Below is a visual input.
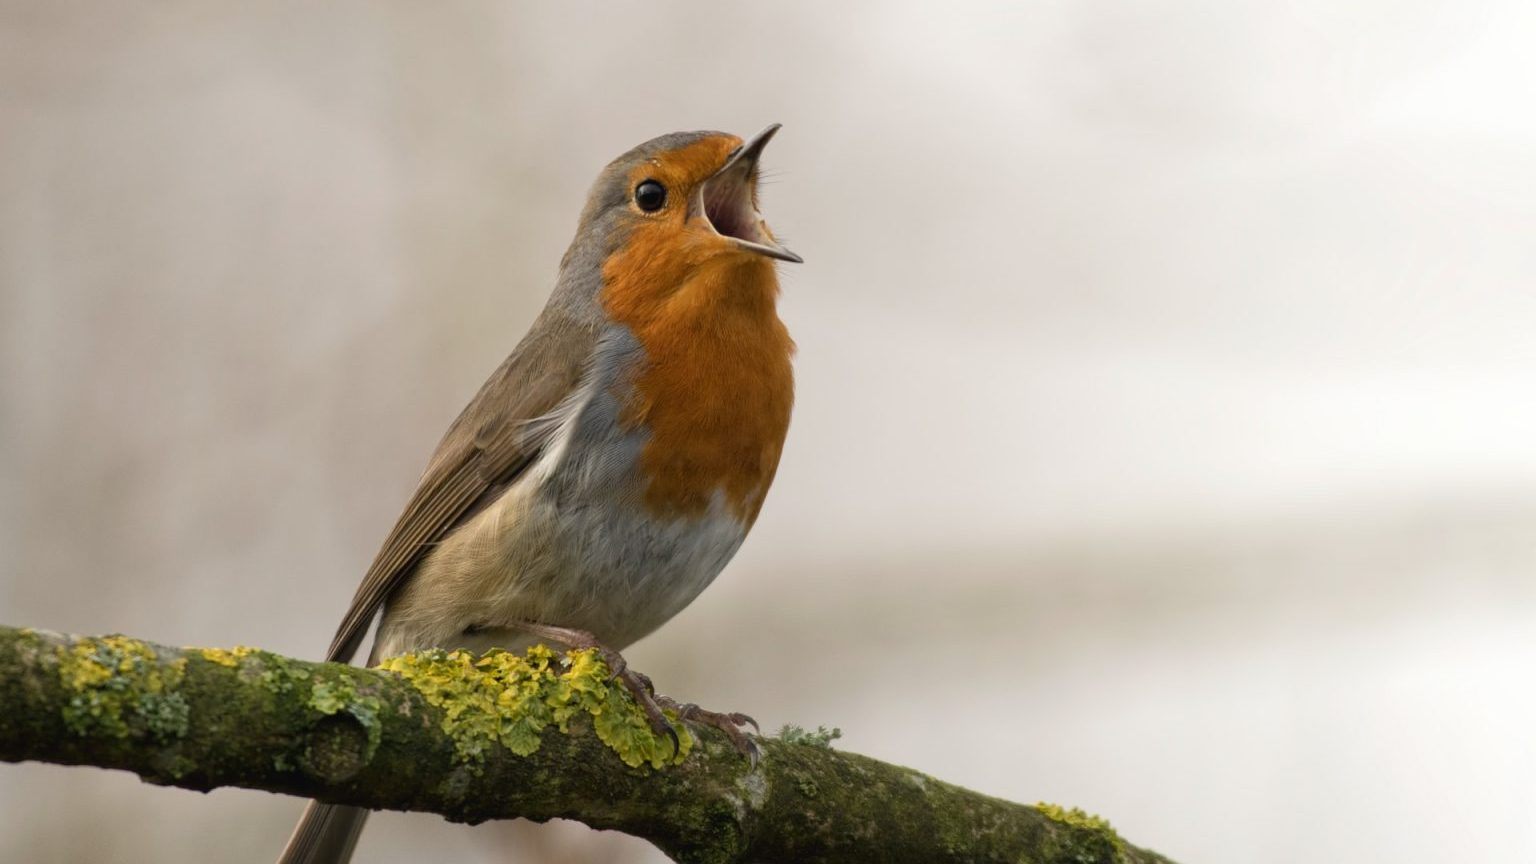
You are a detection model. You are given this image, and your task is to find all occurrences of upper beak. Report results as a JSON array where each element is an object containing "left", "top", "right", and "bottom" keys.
[{"left": 698, "top": 123, "right": 803, "bottom": 264}]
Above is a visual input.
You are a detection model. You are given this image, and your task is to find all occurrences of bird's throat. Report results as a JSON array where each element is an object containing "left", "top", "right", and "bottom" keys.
[{"left": 600, "top": 243, "right": 794, "bottom": 525}]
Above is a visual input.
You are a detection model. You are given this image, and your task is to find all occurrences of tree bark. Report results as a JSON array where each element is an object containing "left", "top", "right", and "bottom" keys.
[{"left": 0, "top": 624, "right": 1174, "bottom": 864}]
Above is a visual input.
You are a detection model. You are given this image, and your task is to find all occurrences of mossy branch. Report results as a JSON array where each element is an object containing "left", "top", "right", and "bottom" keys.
[{"left": 0, "top": 624, "right": 1175, "bottom": 864}]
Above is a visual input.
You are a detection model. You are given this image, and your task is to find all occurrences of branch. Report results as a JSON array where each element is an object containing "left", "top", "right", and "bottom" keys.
[{"left": 0, "top": 624, "right": 1174, "bottom": 864}]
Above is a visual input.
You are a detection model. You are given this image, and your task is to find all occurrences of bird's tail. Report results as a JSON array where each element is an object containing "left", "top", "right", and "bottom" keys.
[{"left": 276, "top": 801, "right": 369, "bottom": 864}]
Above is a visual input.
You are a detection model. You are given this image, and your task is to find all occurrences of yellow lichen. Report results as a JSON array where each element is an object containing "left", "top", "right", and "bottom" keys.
[
  {"left": 64, "top": 641, "right": 116, "bottom": 689},
  {"left": 57, "top": 635, "right": 190, "bottom": 740},
  {"left": 1036, "top": 802, "right": 1126, "bottom": 863},
  {"left": 378, "top": 646, "right": 690, "bottom": 770},
  {"left": 1037, "top": 802, "right": 1114, "bottom": 833},
  {"left": 198, "top": 645, "right": 258, "bottom": 667}
]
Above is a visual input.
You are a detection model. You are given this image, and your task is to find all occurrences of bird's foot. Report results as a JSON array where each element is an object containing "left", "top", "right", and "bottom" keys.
[
  {"left": 501, "top": 620, "right": 679, "bottom": 755},
  {"left": 501, "top": 619, "right": 759, "bottom": 761},
  {"left": 603, "top": 663, "right": 683, "bottom": 758},
  {"left": 655, "top": 695, "right": 760, "bottom": 762}
]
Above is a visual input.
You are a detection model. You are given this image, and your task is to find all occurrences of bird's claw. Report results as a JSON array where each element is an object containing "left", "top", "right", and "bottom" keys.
[
  {"left": 658, "top": 697, "right": 760, "bottom": 763},
  {"left": 500, "top": 619, "right": 750, "bottom": 762},
  {"left": 611, "top": 666, "right": 682, "bottom": 757}
]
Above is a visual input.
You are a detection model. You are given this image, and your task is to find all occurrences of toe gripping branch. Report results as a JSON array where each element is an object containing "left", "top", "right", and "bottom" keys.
[{"left": 509, "top": 620, "right": 760, "bottom": 761}]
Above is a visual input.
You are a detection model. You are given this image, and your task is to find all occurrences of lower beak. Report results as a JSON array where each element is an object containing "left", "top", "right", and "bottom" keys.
[{"left": 698, "top": 124, "right": 803, "bottom": 264}]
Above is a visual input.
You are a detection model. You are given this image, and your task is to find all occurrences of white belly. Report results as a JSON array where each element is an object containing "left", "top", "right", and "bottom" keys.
[{"left": 372, "top": 435, "right": 750, "bottom": 660}]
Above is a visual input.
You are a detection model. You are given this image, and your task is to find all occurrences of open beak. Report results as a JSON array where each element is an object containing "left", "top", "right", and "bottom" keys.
[{"left": 698, "top": 123, "right": 803, "bottom": 263}]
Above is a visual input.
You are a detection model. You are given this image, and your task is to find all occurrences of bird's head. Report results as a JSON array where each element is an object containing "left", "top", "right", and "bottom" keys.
[
  {"left": 559, "top": 126, "right": 799, "bottom": 318},
  {"left": 591, "top": 124, "right": 798, "bottom": 262}
]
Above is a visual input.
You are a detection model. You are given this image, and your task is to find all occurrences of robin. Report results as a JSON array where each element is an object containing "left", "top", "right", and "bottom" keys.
[{"left": 277, "top": 125, "right": 800, "bottom": 864}]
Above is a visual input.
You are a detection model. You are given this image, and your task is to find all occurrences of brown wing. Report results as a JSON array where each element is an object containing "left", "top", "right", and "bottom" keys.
[{"left": 325, "top": 310, "right": 597, "bottom": 663}]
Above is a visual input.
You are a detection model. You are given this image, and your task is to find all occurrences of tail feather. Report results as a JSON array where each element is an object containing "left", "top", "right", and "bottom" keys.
[{"left": 277, "top": 802, "right": 369, "bottom": 864}]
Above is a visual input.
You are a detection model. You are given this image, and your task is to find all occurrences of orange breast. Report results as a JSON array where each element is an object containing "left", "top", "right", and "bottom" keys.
[{"left": 600, "top": 229, "right": 794, "bottom": 525}]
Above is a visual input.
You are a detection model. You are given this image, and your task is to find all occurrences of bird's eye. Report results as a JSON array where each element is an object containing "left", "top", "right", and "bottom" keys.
[{"left": 634, "top": 180, "right": 667, "bottom": 213}]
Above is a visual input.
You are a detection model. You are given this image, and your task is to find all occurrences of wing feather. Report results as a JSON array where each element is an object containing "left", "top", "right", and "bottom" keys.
[{"left": 325, "top": 311, "right": 597, "bottom": 663}]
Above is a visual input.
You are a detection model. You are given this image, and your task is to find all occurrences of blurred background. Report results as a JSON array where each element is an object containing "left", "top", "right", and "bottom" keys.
[{"left": 3, "top": 2, "right": 1535, "bottom": 862}]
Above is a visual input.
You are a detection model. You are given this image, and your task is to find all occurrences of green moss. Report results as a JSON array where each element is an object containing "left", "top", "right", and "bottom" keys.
[
  {"left": 57, "top": 635, "right": 190, "bottom": 741},
  {"left": 306, "top": 677, "right": 384, "bottom": 760},
  {"left": 378, "top": 646, "right": 690, "bottom": 770},
  {"left": 795, "top": 773, "right": 820, "bottom": 798},
  {"left": 776, "top": 723, "right": 842, "bottom": 748},
  {"left": 193, "top": 645, "right": 311, "bottom": 698},
  {"left": 260, "top": 656, "right": 312, "bottom": 694},
  {"left": 1036, "top": 802, "right": 1126, "bottom": 864}
]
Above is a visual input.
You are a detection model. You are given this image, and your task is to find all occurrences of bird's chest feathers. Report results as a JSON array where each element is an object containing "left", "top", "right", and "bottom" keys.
[{"left": 601, "top": 247, "right": 793, "bottom": 525}]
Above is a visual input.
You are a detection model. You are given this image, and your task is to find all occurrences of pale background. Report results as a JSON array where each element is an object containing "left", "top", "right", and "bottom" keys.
[{"left": 3, "top": 2, "right": 1535, "bottom": 863}]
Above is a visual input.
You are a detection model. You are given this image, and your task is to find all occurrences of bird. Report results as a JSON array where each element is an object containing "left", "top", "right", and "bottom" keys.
[{"left": 276, "top": 125, "right": 800, "bottom": 864}]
